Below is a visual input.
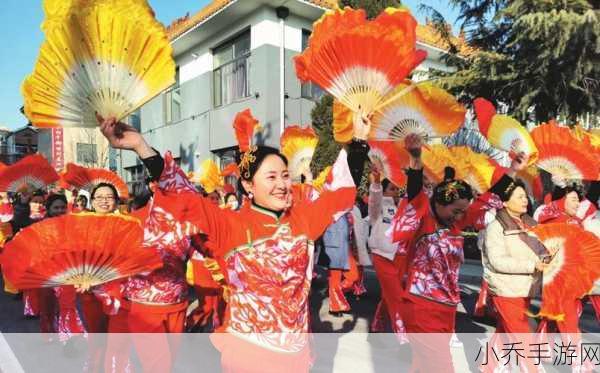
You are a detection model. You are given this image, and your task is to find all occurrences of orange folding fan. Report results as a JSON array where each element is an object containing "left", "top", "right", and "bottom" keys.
[
  {"left": 195, "top": 159, "right": 223, "bottom": 194},
  {"left": 312, "top": 166, "right": 331, "bottom": 193},
  {"left": 294, "top": 7, "right": 427, "bottom": 116},
  {"left": 280, "top": 126, "right": 319, "bottom": 180},
  {"left": 421, "top": 145, "right": 502, "bottom": 193},
  {"left": 0, "top": 154, "right": 59, "bottom": 192},
  {"left": 473, "top": 98, "right": 537, "bottom": 162},
  {"left": 1, "top": 213, "right": 162, "bottom": 289},
  {"left": 233, "top": 109, "right": 261, "bottom": 152},
  {"left": 62, "top": 163, "right": 129, "bottom": 198},
  {"left": 530, "top": 123, "right": 600, "bottom": 180},
  {"left": 529, "top": 224, "right": 600, "bottom": 321},
  {"left": 368, "top": 141, "right": 408, "bottom": 187},
  {"left": 332, "top": 99, "right": 355, "bottom": 144},
  {"left": 369, "top": 81, "right": 465, "bottom": 141}
]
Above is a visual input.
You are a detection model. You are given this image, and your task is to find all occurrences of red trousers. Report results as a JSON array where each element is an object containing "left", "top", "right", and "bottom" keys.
[
  {"left": 105, "top": 300, "right": 187, "bottom": 372},
  {"left": 401, "top": 294, "right": 455, "bottom": 372},
  {"left": 484, "top": 296, "right": 538, "bottom": 373},
  {"left": 38, "top": 288, "right": 57, "bottom": 333},
  {"left": 80, "top": 292, "right": 108, "bottom": 333},
  {"left": 23, "top": 289, "right": 40, "bottom": 316},
  {"left": 372, "top": 253, "right": 407, "bottom": 335},
  {"left": 328, "top": 269, "right": 350, "bottom": 312},
  {"left": 211, "top": 333, "right": 312, "bottom": 373}
]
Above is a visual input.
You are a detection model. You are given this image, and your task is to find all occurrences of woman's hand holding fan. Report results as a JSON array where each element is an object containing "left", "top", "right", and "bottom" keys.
[{"left": 97, "top": 114, "right": 156, "bottom": 159}]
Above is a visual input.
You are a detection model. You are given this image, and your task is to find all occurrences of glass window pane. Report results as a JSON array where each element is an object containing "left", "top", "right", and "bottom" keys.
[
  {"left": 214, "top": 69, "right": 222, "bottom": 107},
  {"left": 234, "top": 33, "right": 250, "bottom": 58}
]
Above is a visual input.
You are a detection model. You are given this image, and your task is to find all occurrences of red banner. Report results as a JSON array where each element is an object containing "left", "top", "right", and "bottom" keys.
[{"left": 51, "top": 128, "right": 64, "bottom": 170}]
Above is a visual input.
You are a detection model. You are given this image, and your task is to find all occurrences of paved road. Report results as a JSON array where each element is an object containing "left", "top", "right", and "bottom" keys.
[{"left": 1, "top": 261, "right": 599, "bottom": 372}]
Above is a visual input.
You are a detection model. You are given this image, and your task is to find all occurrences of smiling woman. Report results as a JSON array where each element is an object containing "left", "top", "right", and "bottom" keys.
[{"left": 97, "top": 106, "right": 370, "bottom": 371}]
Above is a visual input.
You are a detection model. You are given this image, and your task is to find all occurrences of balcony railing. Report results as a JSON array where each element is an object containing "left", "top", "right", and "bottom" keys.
[{"left": 214, "top": 54, "right": 250, "bottom": 107}]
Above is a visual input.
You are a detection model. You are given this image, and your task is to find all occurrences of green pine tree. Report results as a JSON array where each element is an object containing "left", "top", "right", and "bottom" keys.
[{"left": 421, "top": 0, "right": 600, "bottom": 124}]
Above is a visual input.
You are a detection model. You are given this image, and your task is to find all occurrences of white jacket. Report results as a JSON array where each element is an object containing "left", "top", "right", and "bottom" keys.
[
  {"left": 482, "top": 219, "right": 541, "bottom": 298},
  {"left": 351, "top": 205, "right": 372, "bottom": 266},
  {"left": 368, "top": 183, "right": 399, "bottom": 261}
]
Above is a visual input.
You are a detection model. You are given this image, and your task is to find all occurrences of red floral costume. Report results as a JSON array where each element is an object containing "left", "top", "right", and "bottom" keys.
[{"left": 154, "top": 149, "right": 356, "bottom": 369}]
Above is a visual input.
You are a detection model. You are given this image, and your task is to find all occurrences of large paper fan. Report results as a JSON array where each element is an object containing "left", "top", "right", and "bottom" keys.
[
  {"left": 294, "top": 7, "right": 426, "bottom": 116},
  {"left": 474, "top": 98, "right": 537, "bottom": 162},
  {"left": 280, "top": 126, "right": 319, "bottom": 180},
  {"left": 368, "top": 141, "right": 408, "bottom": 187},
  {"left": 529, "top": 223, "right": 600, "bottom": 320},
  {"left": 370, "top": 81, "right": 466, "bottom": 141},
  {"left": 1, "top": 213, "right": 162, "bottom": 289},
  {"left": 63, "top": 163, "right": 129, "bottom": 198},
  {"left": 421, "top": 145, "right": 471, "bottom": 184},
  {"left": 332, "top": 99, "right": 355, "bottom": 144},
  {"left": 22, "top": 0, "right": 176, "bottom": 128},
  {"left": 0, "top": 154, "right": 59, "bottom": 192},
  {"left": 531, "top": 123, "right": 600, "bottom": 180}
]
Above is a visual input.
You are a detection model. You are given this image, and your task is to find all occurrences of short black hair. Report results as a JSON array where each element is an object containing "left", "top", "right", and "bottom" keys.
[
  {"left": 45, "top": 193, "right": 67, "bottom": 211},
  {"left": 432, "top": 179, "right": 473, "bottom": 206},
  {"left": 381, "top": 178, "right": 391, "bottom": 193},
  {"left": 552, "top": 183, "right": 584, "bottom": 201},
  {"left": 91, "top": 182, "right": 119, "bottom": 201},
  {"left": 499, "top": 179, "right": 528, "bottom": 202}
]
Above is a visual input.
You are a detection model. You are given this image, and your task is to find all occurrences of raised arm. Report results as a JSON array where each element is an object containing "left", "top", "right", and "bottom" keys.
[
  {"left": 368, "top": 167, "right": 383, "bottom": 225},
  {"left": 404, "top": 134, "right": 424, "bottom": 201}
]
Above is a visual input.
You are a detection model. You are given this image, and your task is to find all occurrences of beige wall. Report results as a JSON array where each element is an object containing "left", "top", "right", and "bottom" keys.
[{"left": 62, "top": 127, "right": 110, "bottom": 169}]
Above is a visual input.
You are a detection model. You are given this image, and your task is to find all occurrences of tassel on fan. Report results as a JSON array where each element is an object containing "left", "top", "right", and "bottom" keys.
[
  {"left": 473, "top": 98, "right": 537, "bottom": 162},
  {"left": 280, "top": 126, "right": 319, "bottom": 181},
  {"left": 529, "top": 223, "right": 600, "bottom": 321},
  {"left": 194, "top": 159, "right": 223, "bottom": 194},
  {"left": 530, "top": 123, "right": 600, "bottom": 180},
  {"left": 0, "top": 154, "right": 59, "bottom": 193},
  {"left": 1, "top": 213, "right": 162, "bottom": 289},
  {"left": 294, "top": 7, "right": 426, "bottom": 117},
  {"left": 369, "top": 81, "right": 465, "bottom": 141},
  {"left": 62, "top": 163, "right": 129, "bottom": 198},
  {"left": 233, "top": 109, "right": 261, "bottom": 152},
  {"left": 22, "top": 0, "right": 175, "bottom": 128},
  {"left": 368, "top": 141, "right": 409, "bottom": 187}
]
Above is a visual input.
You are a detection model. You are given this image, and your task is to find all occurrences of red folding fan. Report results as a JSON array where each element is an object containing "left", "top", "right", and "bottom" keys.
[
  {"left": 530, "top": 223, "right": 600, "bottom": 321},
  {"left": 368, "top": 141, "right": 408, "bottom": 187},
  {"left": 62, "top": 163, "right": 129, "bottom": 198},
  {"left": 1, "top": 213, "right": 162, "bottom": 289},
  {"left": 294, "top": 7, "right": 427, "bottom": 116},
  {"left": 530, "top": 123, "right": 600, "bottom": 180},
  {"left": 0, "top": 154, "right": 59, "bottom": 192}
]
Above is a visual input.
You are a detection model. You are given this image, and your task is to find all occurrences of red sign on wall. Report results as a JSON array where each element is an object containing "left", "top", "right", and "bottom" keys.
[{"left": 51, "top": 128, "right": 64, "bottom": 170}]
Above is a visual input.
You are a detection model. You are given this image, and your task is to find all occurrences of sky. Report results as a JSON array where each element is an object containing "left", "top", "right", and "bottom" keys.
[{"left": 0, "top": 0, "right": 458, "bottom": 130}]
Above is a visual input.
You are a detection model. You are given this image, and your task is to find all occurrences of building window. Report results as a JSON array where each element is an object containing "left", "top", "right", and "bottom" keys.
[
  {"left": 213, "top": 31, "right": 251, "bottom": 107},
  {"left": 215, "top": 148, "right": 237, "bottom": 186},
  {"left": 164, "top": 67, "right": 181, "bottom": 124},
  {"left": 301, "top": 30, "right": 324, "bottom": 100},
  {"left": 127, "top": 109, "right": 141, "bottom": 132},
  {"left": 76, "top": 143, "right": 97, "bottom": 165},
  {"left": 125, "top": 164, "right": 146, "bottom": 195}
]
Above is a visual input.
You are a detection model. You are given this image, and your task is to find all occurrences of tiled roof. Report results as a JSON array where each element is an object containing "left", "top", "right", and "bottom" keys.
[
  {"left": 166, "top": 0, "right": 338, "bottom": 40},
  {"left": 416, "top": 22, "right": 475, "bottom": 57},
  {"left": 166, "top": 1, "right": 473, "bottom": 56}
]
